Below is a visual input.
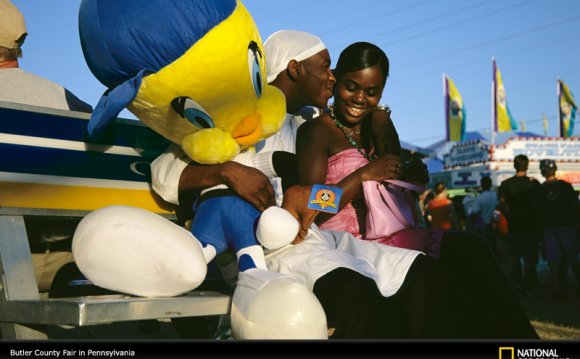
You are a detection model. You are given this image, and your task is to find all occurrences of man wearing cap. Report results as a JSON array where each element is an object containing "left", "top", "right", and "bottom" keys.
[
  {"left": 0, "top": 0, "right": 93, "bottom": 293},
  {"left": 535, "top": 159, "right": 580, "bottom": 299},
  {"left": 0, "top": 0, "right": 92, "bottom": 112}
]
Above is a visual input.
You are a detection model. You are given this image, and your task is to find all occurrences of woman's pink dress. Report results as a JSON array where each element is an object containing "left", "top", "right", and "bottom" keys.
[{"left": 319, "top": 148, "right": 443, "bottom": 258}]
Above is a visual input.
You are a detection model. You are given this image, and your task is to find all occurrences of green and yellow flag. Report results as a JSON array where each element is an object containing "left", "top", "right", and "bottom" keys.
[
  {"left": 493, "top": 59, "right": 517, "bottom": 132},
  {"left": 444, "top": 74, "right": 466, "bottom": 142},
  {"left": 558, "top": 79, "right": 577, "bottom": 138}
]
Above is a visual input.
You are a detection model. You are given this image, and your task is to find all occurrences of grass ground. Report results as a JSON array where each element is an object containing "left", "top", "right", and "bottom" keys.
[
  {"left": 531, "top": 321, "right": 580, "bottom": 340},
  {"left": 519, "top": 273, "right": 580, "bottom": 339}
]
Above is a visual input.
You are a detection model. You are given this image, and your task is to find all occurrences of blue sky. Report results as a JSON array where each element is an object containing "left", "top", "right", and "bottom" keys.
[{"left": 12, "top": 0, "right": 580, "bottom": 147}]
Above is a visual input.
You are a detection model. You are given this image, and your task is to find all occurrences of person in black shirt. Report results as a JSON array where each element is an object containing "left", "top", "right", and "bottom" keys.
[
  {"left": 499, "top": 154, "right": 541, "bottom": 296},
  {"left": 535, "top": 159, "right": 580, "bottom": 299}
]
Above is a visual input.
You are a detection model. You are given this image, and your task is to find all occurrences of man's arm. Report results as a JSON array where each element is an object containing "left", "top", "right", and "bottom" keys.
[{"left": 151, "top": 145, "right": 276, "bottom": 212}]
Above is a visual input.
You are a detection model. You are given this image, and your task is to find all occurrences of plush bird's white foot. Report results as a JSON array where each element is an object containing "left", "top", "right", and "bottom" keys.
[
  {"left": 72, "top": 206, "right": 207, "bottom": 297},
  {"left": 255, "top": 206, "right": 299, "bottom": 250},
  {"left": 230, "top": 269, "right": 327, "bottom": 339}
]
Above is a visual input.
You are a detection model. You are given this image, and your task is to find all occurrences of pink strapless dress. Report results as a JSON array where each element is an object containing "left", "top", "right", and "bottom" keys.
[{"left": 319, "top": 148, "right": 442, "bottom": 258}]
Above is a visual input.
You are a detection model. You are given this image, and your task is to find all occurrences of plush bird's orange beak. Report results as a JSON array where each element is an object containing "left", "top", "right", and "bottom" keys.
[{"left": 232, "top": 112, "right": 262, "bottom": 146}]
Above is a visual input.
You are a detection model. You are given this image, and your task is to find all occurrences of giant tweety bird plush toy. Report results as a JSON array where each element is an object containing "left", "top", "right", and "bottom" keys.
[{"left": 74, "top": 0, "right": 328, "bottom": 339}]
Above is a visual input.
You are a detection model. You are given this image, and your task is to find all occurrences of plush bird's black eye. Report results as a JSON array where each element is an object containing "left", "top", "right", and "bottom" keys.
[
  {"left": 171, "top": 96, "right": 215, "bottom": 129},
  {"left": 248, "top": 41, "right": 263, "bottom": 98}
]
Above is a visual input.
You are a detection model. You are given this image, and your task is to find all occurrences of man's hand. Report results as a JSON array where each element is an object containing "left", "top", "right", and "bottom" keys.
[
  {"left": 282, "top": 185, "right": 319, "bottom": 244},
  {"left": 223, "top": 162, "right": 276, "bottom": 211}
]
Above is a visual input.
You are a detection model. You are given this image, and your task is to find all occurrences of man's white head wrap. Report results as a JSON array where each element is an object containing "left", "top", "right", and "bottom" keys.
[{"left": 264, "top": 30, "right": 327, "bottom": 83}]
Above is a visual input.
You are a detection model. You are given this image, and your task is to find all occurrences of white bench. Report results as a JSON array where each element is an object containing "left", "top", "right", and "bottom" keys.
[{"left": 0, "top": 102, "right": 231, "bottom": 339}]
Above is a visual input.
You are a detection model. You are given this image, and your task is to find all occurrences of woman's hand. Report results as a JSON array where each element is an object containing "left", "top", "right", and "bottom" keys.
[
  {"left": 281, "top": 185, "right": 319, "bottom": 244},
  {"left": 359, "top": 154, "right": 403, "bottom": 182}
]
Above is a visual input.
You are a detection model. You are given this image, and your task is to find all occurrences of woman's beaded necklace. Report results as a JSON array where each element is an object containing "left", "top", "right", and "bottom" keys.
[{"left": 328, "top": 106, "right": 375, "bottom": 161}]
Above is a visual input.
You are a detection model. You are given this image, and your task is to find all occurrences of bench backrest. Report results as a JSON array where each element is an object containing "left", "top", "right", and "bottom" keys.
[{"left": 0, "top": 101, "right": 176, "bottom": 215}]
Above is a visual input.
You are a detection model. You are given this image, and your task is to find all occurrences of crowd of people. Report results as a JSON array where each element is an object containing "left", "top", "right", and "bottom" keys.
[
  {"left": 3, "top": 0, "right": 578, "bottom": 340},
  {"left": 432, "top": 154, "right": 580, "bottom": 301}
]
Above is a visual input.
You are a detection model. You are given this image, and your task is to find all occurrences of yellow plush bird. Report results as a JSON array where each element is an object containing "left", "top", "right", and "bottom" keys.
[{"left": 80, "top": 0, "right": 286, "bottom": 164}]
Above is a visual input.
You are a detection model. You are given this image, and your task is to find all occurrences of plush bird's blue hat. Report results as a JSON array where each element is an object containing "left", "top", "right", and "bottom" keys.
[{"left": 79, "top": 0, "right": 236, "bottom": 138}]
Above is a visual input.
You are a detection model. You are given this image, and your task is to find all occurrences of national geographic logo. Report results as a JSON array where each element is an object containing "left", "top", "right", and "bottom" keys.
[
  {"left": 500, "top": 347, "right": 515, "bottom": 359},
  {"left": 499, "top": 347, "right": 571, "bottom": 359}
]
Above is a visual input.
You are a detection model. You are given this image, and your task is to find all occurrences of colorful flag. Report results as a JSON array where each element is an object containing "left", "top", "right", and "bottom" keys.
[
  {"left": 493, "top": 59, "right": 517, "bottom": 132},
  {"left": 444, "top": 74, "right": 466, "bottom": 142},
  {"left": 558, "top": 79, "right": 577, "bottom": 138}
]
